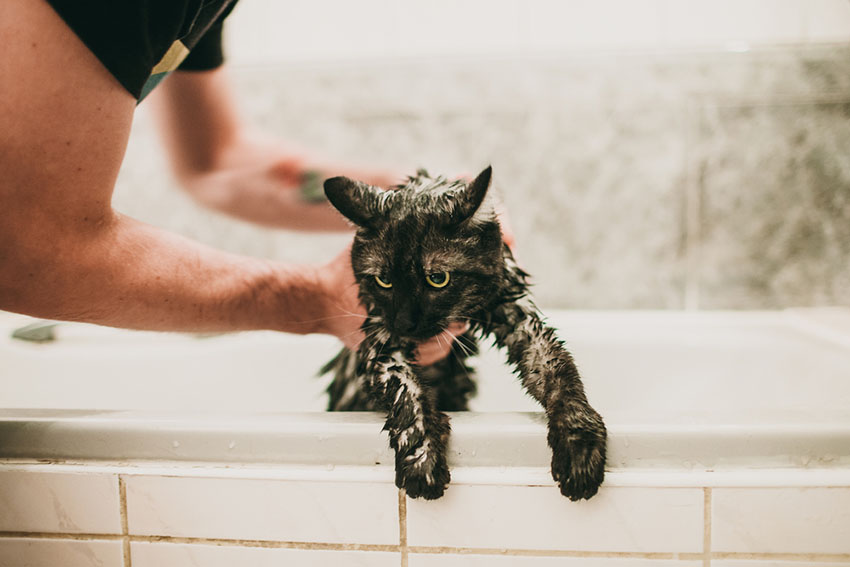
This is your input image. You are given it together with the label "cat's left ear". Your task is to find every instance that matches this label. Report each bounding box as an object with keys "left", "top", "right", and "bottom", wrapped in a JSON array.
[
  {"left": 452, "top": 165, "right": 493, "bottom": 224},
  {"left": 323, "top": 176, "right": 389, "bottom": 228}
]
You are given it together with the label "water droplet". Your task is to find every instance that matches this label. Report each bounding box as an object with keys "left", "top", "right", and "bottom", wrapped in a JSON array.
[{"left": 172, "top": 440, "right": 180, "bottom": 449}]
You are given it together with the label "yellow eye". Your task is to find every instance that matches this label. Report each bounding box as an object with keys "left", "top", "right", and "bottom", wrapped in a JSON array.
[
  {"left": 426, "top": 272, "right": 451, "bottom": 288},
  {"left": 375, "top": 275, "right": 393, "bottom": 289}
]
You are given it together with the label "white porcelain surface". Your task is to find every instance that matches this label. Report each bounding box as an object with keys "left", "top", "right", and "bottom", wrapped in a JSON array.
[
  {"left": 406, "top": 485, "right": 704, "bottom": 553},
  {"left": 0, "top": 471, "right": 120, "bottom": 534},
  {"left": 0, "top": 538, "right": 123, "bottom": 567},
  {"left": 712, "top": 487, "right": 850, "bottom": 553},
  {"left": 5, "top": 311, "right": 850, "bottom": 425},
  {"left": 408, "top": 555, "right": 703, "bottom": 567},
  {"left": 125, "top": 475, "right": 399, "bottom": 545},
  {"left": 131, "top": 542, "right": 400, "bottom": 567}
]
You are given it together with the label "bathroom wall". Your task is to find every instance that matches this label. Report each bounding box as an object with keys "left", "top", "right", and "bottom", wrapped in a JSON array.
[{"left": 112, "top": 1, "right": 850, "bottom": 310}]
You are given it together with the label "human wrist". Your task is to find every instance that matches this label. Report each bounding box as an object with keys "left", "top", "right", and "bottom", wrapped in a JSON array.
[{"left": 255, "top": 261, "right": 328, "bottom": 335}]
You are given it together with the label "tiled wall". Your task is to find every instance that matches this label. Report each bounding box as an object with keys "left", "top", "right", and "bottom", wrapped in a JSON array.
[
  {"left": 2, "top": 466, "right": 849, "bottom": 566},
  {"left": 223, "top": 0, "right": 850, "bottom": 64},
  {"left": 116, "top": 44, "right": 850, "bottom": 309}
]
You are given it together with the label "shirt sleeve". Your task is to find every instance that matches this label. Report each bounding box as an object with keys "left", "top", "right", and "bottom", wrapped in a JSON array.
[
  {"left": 46, "top": 0, "right": 197, "bottom": 98},
  {"left": 177, "top": 19, "right": 225, "bottom": 71},
  {"left": 177, "top": 0, "right": 238, "bottom": 72}
]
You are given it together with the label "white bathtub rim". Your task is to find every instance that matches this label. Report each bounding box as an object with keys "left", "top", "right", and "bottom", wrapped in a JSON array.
[{"left": 2, "top": 410, "right": 848, "bottom": 470}]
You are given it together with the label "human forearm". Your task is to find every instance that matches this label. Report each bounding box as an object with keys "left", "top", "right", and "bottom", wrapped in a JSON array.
[
  {"left": 151, "top": 69, "right": 400, "bottom": 231},
  {"left": 178, "top": 155, "right": 355, "bottom": 231},
  {"left": 0, "top": 212, "right": 329, "bottom": 334}
]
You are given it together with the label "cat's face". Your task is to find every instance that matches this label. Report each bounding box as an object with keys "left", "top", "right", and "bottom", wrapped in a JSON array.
[{"left": 325, "top": 167, "right": 504, "bottom": 341}]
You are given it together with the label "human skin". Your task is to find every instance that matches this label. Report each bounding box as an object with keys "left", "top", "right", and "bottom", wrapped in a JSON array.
[
  {"left": 148, "top": 68, "right": 403, "bottom": 232},
  {"left": 0, "top": 0, "right": 465, "bottom": 362}
]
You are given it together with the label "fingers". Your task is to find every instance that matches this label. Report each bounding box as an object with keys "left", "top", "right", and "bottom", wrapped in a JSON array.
[{"left": 412, "top": 320, "right": 470, "bottom": 366}]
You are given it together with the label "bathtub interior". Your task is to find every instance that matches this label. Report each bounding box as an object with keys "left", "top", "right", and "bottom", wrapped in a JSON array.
[{"left": 3, "top": 309, "right": 850, "bottom": 427}]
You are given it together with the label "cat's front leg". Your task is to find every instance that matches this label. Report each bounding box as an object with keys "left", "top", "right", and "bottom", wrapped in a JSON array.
[
  {"left": 488, "top": 299, "right": 607, "bottom": 501},
  {"left": 366, "top": 349, "right": 451, "bottom": 500}
]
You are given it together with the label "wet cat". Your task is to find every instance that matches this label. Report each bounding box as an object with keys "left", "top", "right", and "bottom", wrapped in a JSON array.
[{"left": 321, "top": 166, "right": 606, "bottom": 501}]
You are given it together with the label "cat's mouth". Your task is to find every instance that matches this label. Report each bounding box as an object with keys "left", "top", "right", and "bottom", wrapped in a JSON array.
[
  {"left": 390, "top": 320, "right": 468, "bottom": 343},
  {"left": 392, "top": 327, "right": 442, "bottom": 342}
]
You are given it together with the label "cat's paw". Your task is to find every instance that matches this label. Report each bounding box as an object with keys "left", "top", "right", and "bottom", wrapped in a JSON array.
[
  {"left": 395, "top": 444, "right": 451, "bottom": 500},
  {"left": 548, "top": 405, "right": 607, "bottom": 501}
]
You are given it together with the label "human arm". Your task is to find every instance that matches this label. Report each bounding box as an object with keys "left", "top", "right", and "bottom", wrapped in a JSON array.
[
  {"left": 0, "top": 0, "right": 344, "bottom": 335},
  {"left": 0, "top": 0, "right": 464, "bottom": 366},
  {"left": 149, "top": 68, "right": 401, "bottom": 231}
]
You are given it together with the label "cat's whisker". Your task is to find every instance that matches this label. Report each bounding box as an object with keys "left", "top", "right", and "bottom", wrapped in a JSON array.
[
  {"left": 440, "top": 327, "right": 473, "bottom": 359},
  {"left": 361, "top": 323, "right": 389, "bottom": 346},
  {"left": 333, "top": 305, "right": 369, "bottom": 318},
  {"left": 337, "top": 322, "right": 380, "bottom": 345},
  {"left": 449, "top": 329, "right": 476, "bottom": 356},
  {"left": 288, "top": 313, "right": 369, "bottom": 328},
  {"left": 452, "top": 333, "right": 474, "bottom": 358}
]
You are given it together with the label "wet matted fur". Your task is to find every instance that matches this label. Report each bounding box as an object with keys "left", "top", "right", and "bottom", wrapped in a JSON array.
[{"left": 321, "top": 167, "right": 606, "bottom": 501}]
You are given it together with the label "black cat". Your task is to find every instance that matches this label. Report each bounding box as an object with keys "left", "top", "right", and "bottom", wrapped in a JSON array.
[{"left": 321, "top": 166, "right": 606, "bottom": 501}]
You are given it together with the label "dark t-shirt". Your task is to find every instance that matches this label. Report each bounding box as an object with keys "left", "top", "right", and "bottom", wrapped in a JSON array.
[{"left": 46, "top": 0, "right": 239, "bottom": 101}]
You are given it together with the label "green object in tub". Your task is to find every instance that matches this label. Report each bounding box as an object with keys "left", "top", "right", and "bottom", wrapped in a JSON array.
[{"left": 11, "top": 321, "right": 57, "bottom": 343}]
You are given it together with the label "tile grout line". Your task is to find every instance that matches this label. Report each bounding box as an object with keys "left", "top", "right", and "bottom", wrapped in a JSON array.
[
  {"left": 119, "top": 475, "right": 131, "bottom": 567},
  {"left": 407, "top": 548, "right": 704, "bottom": 559},
  {"left": 398, "top": 489, "right": 408, "bottom": 567},
  {"left": 0, "top": 532, "right": 400, "bottom": 552},
  {"left": 703, "top": 487, "right": 712, "bottom": 567},
  {"left": 1, "top": 532, "right": 850, "bottom": 561}
]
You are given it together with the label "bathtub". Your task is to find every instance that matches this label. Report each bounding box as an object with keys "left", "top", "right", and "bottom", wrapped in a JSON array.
[{"left": 1, "top": 309, "right": 849, "bottom": 567}]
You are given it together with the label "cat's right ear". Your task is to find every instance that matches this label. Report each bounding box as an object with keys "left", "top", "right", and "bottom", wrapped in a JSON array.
[{"left": 323, "top": 177, "right": 390, "bottom": 228}]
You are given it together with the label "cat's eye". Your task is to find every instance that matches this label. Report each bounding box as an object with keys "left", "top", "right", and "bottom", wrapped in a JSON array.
[
  {"left": 374, "top": 275, "right": 393, "bottom": 289},
  {"left": 426, "top": 272, "right": 451, "bottom": 288}
]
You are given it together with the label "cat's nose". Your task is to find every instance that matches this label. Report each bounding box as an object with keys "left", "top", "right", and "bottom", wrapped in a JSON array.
[{"left": 393, "top": 312, "right": 417, "bottom": 335}]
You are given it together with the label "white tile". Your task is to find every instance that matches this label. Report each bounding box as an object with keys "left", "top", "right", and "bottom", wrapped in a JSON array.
[
  {"left": 712, "top": 487, "right": 850, "bottom": 554},
  {"left": 804, "top": 0, "right": 850, "bottom": 41},
  {"left": 125, "top": 476, "right": 399, "bottom": 545},
  {"left": 0, "top": 471, "right": 121, "bottom": 534},
  {"left": 0, "top": 538, "right": 123, "bottom": 567},
  {"left": 131, "top": 541, "right": 399, "bottom": 567},
  {"left": 663, "top": 0, "right": 804, "bottom": 45},
  {"left": 406, "top": 485, "right": 703, "bottom": 552},
  {"left": 409, "top": 554, "right": 703, "bottom": 566}
]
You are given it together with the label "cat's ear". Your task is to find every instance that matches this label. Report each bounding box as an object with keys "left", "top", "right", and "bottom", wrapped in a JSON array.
[
  {"left": 324, "top": 176, "right": 389, "bottom": 228},
  {"left": 452, "top": 165, "right": 493, "bottom": 224}
]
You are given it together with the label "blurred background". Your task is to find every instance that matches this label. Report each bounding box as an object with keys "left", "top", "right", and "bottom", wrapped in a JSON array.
[{"left": 114, "top": 0, "right": 850, "bottom": 310}]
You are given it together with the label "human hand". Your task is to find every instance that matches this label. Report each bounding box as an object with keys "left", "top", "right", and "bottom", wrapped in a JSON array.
[
  {"left": 317, "top": 245, "right": 469, "bottom": 366},
  {"left": 269, "top": 152, "right": 402, "bottom": 201}
]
